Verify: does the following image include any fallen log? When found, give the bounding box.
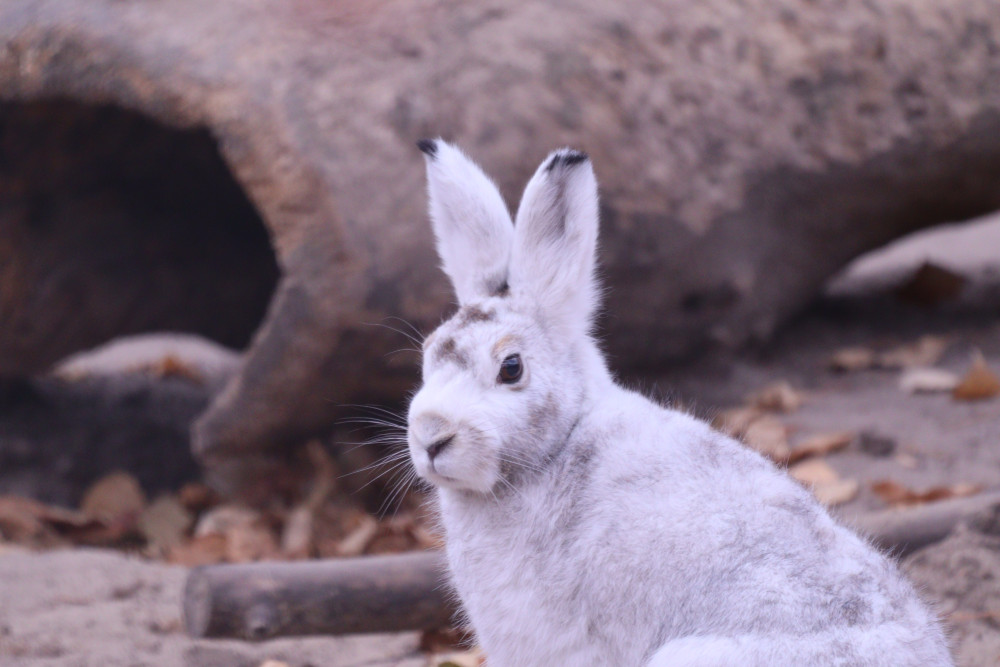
[183,551,454,640]
[185,493,1000,640]
[846,491,1000,558]
[6,1,1000,466]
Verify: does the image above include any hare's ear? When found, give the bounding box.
[510,149,599,332]
[419,139,515,304]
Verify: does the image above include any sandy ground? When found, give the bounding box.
[0,549,426,667]
[1,214,999,666]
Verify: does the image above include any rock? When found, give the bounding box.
[899,367,960,394]
[54,334,242,394]
[904,510,1000,666]
[858,430,897,458]
[1,0,999,463]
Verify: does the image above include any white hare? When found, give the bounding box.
[406,139,952,666]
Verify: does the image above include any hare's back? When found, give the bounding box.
[577,397,932,637]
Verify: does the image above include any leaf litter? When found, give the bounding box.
[872,480,983,508]
[716,380,861,506]
[952,350,1000,401]
[829,335,950,372]
[0,441,441,568]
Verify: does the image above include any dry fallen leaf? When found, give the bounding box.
[747,381,804,413]
[789,459,839,486]
[138,496,192,553]
[787,432,854,464]
[879,336,950,369]
[177,482,219,514]
[788,460,858,507]
[952,351,1000,401]
[333,514,379,557]
[899,367,960,394]
[828,347,877,372]
[193,504,277,563]
[432,647,485,667]
[280,505,315,559]
[165,533,228,566]
[742,414,791,463]
[81,472,147,526]
[279,442,339,559]
[0,494,127,548]
[411,524,446,551]
[0,495,94,530]
[812,479,860,507]
[0,496,64,547]
[227,521,279,563]
[714,408,791,463]
[712,407,764,439]
[830,336,950,373]
[871,479,982,507]
[194,505,259,537]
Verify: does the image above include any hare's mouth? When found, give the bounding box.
[429,465,456,483]
[422,465,460,487]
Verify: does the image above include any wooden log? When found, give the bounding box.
[846,491,1000,558]
[183,551,455,640]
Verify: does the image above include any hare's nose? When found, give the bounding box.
[426,434,455,461]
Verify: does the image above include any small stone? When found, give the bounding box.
[899,367,960,394]
[858,431,896,457]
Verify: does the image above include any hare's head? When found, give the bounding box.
[407,140,607,494]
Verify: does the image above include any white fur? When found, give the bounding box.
[407,141,952,666]
[424,140,515,304]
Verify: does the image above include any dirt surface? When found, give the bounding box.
[668,313,1000,517]
[904,508,1000,667]
[0,548,425,667]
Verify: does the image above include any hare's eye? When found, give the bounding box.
[498,354,523,384]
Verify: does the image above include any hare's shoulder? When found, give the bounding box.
[585,388,775,482]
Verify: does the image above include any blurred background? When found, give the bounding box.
[1,1,999,665]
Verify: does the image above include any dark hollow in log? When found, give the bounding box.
[0,99,281,376]
[183,551,455,640]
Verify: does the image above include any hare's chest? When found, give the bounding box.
[440,493,626,664]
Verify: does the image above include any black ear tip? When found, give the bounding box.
[417,139,438,158]
[546,149,589,171]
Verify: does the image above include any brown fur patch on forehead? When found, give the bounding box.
[492,334,523,359]
[456,305,496,327]
[431,336,469,368]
